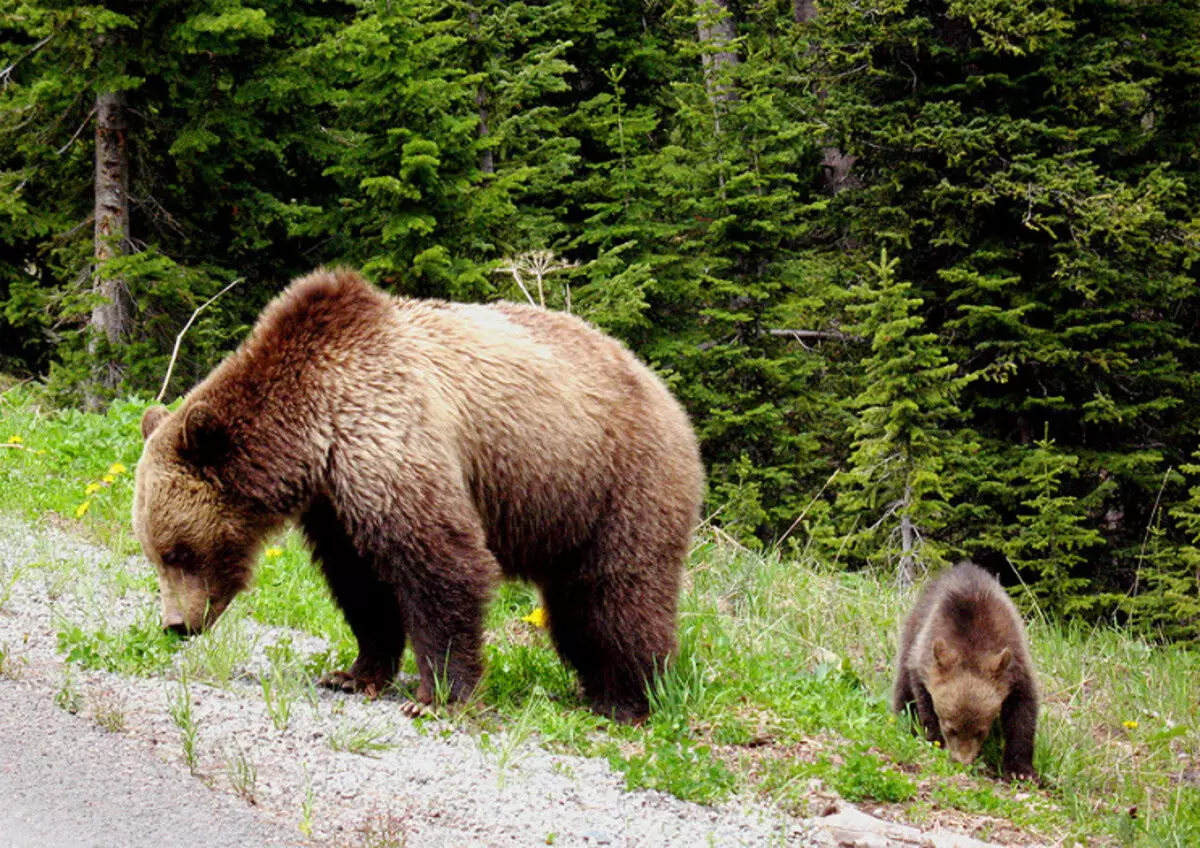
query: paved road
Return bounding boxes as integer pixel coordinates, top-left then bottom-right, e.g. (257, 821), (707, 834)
(0, 679), (302, 848)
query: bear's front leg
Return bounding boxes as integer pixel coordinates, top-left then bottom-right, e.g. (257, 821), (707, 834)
(1000, 684), (1039, 782)
(303, 496), (407, 699)
(403, 570), (492, 706)
(914, 681), (944, 746)
(384, 500), (500, 710)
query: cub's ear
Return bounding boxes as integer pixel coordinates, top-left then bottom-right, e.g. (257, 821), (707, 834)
(141, 406), (170, 441)
(989, 647), (1013, 677)
(932, 638), (958, 672)
(178, 402), (230, 466)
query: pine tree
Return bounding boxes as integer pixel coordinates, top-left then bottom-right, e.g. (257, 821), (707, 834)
(836, 250), (973, 584)
(994, 428), (1104, 617)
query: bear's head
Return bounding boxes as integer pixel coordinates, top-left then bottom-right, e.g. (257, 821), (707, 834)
(927, 638), (1012, 765)
(133, 403), (269, 635)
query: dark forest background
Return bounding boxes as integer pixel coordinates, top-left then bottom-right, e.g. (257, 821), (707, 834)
(2, 0), (1198, 635)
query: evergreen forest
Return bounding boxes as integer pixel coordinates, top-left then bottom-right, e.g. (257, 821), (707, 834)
(2, 0), (1199, 636)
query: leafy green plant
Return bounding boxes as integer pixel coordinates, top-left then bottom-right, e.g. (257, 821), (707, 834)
(609, 735), (737, 805)
(829, 747), (917, 804)
(57, 615), (181, 676)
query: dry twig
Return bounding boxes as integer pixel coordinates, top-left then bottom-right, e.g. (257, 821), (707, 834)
(155, 279), (243, 404)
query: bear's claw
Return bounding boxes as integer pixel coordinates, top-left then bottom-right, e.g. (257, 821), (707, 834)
(317, 669), (384, 699)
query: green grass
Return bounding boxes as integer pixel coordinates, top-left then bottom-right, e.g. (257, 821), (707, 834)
(4, 382), (1200, 845)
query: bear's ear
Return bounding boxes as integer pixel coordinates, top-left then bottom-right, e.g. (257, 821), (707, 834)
(932, 638), (958, 672)
(178, 402), (230, 467)
(988, 647), (1012, 678)
(141, 406), (170, 441)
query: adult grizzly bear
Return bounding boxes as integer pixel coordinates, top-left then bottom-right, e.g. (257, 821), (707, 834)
(893, 562), (1039, 781)
(133, 268), (704, 722)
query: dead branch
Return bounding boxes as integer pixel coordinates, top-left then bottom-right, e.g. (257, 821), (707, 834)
(155, 279), (243, 404)
(56, 105), (97, 155)
(768, 328), (863, 342)
(493, 251), (579, 308)
(0, 35), (53, 90)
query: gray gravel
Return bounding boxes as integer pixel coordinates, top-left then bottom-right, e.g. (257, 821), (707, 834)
(0, 515), (814, 847)
(0, 678), (300, 848)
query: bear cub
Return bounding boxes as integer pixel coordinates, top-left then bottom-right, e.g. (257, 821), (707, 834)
(893, 562), (1039, 781)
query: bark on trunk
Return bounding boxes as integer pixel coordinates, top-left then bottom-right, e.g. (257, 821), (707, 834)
(793, 1), (859, 194)
(477, 88), (494, 175)
(793, 0), (818, 23)
(898, 483), (916, 588)
(695, 0), (739, 109)
(88, 88), (133, 410)
(468, 6), (494, 175)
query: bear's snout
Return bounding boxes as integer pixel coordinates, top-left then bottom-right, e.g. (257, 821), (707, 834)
(164, 621), (195, 638)
(158, 567), (227, 635)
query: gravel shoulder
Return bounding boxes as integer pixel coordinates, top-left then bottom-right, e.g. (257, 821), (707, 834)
(0, 514), (813, 847)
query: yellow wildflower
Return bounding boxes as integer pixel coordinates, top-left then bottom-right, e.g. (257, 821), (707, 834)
(1123, 720), (1138, 730)
(521, 607), (549, 629)
(7, 435), (22, 444)
(85, 482), (101, 496)
(264, 547), (284, 560)
(102, 474), (116, 484)
(109, 462), (128, 475)
(75, 501), (92, 518)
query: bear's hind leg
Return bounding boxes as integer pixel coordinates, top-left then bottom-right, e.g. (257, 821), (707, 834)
(303, 497), (406, 697)
(544, 542), (681, 724)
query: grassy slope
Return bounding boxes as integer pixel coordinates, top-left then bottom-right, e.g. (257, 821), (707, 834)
(1, 382), (1197, 846)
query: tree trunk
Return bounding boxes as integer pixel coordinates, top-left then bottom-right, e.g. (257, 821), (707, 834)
(477, 87), (494, 175)
(793, 1), (859, 193)
(88, 88), (133, 410)
(793, 0), (818, 23)
(695, 0), (739, 109)
(898, 483), (916, 588)
(468, 6), (494, 175)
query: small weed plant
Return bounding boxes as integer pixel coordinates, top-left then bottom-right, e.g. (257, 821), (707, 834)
(167, 671), (201, 773)
(329, 718), (397, 757)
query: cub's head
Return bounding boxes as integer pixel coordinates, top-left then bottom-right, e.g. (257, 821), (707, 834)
(133, 403), (266, 635)
(927, 638), (1012, 765)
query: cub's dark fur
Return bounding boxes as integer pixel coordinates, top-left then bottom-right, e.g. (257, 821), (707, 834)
(893, 562), (1039, 781)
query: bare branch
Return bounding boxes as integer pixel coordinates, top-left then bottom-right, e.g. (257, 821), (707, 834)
(155, 279), (243, 404)
(768, 328), (863, 342)
(56, 106), (96, 155)
(0, 35), (53, 90)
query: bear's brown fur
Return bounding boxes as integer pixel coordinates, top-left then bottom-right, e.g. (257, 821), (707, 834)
(133, 268), (704, 721)
(893, 562), (1039, 781)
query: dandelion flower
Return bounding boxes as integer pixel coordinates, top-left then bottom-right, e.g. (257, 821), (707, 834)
(102, 474), (116, 484)
(85, 482), (102, 496)
(75, 501), (91, 518)
(521, 607), (549, 629)
(264, 546), (284, 559)
(109, 462), (128, 475)
(7, 435), (22, 444)
(1123, 720), (1138, 730)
